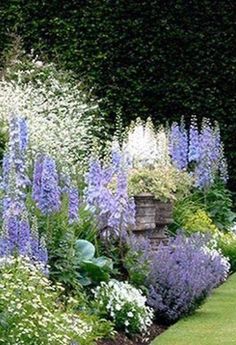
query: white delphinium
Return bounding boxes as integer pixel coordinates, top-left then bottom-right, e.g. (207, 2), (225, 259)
(93, 279), (154, 335)
(122, 117), (170, 168)
(0, 60), (103, 174)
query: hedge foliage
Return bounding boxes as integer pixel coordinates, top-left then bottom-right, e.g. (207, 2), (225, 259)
(0, 0), (235, 190)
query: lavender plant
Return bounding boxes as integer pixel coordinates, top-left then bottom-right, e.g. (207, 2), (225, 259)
(147, 233), (230, 323)
(169, 121), (188, 170)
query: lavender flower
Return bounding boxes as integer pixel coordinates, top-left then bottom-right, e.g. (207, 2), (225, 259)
(68, 186), (79, 224)
(147, 233), (229, 323)
(19, 117), (28, 151)
(194, 119), (216, 188)
(85, 152), (135, 240)
(38, 156), (61, 214)
(188, 116), (200, 163)
(32, 155), (44, 204)
(169, 122), (188, 170)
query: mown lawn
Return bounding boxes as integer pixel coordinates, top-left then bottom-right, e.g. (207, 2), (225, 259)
(151, 274), (236, 345)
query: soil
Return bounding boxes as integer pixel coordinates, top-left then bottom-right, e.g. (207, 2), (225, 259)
(97, 322), (168, 345)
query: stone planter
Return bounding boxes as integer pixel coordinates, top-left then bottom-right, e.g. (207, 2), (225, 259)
(133, 193), (156, 232)
(132, 194), (173, 249)
(155, 201), (173, 225)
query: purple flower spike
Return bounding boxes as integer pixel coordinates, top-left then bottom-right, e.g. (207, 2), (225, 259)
(18, 214), (31, 256)
(169, 122), (188, 170)
(19, 117), (28, 151)
(38, 156), (61, 215)
(32, 155), (44, 204)
(188, 116), (200, 163)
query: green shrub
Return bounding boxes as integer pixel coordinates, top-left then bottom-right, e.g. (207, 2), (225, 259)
(218, 233), (236, 272)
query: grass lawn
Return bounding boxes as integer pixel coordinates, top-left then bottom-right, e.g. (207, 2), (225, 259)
(151, 274), (236, 345)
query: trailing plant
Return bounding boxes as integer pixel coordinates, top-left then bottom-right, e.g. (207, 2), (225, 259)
(93, 279), (154, 335)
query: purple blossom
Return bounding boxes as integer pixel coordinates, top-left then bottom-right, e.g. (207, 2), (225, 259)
(188, 116), (200, 163)
(32, 155), (44, 204)
(85, 152), (135, 240)
(38, 156), (61, 215)
(19, 117), (28, 151)
(194, 120), (216, 188)
(169, 122), (188, 170)
(147, 233), (229, 323)
(18, 215), (31, 256)
(68, 186), (79, 224)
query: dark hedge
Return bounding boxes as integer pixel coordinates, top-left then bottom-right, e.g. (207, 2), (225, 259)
(0, 0), (235, 191)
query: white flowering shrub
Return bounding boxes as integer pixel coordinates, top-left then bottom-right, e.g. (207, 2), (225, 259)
(0, 256), (112, 345)
(93, 279), (154, 335)
(0, 57), (106, 173)
(122, 117), (170, 168)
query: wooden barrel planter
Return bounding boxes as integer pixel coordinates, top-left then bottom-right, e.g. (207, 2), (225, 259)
(132, 194), (173, 249)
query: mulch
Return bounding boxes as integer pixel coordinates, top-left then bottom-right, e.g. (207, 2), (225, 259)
(97, 322), (168, 345)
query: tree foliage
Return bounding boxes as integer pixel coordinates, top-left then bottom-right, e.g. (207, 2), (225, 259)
(0, 0), (235, 190)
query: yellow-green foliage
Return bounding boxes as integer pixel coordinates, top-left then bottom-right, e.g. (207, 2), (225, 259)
(183, 209), (219, 236)
(218, 232), (236, 272)
(128, 165), (193, 202)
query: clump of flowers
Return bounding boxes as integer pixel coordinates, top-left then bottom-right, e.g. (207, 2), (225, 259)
(0, 116), (48, 268)
(169, 117), (228, 189)
(0, 55), (105, 174)
(0, 256), (108, 345)
(93, 279), (154, 335)
(85, 149), (135, 240)
(147, 233), (230, 323)
(122, 117), (170, 168)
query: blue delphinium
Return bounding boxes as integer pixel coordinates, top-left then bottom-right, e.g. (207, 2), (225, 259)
(188, 116), (200, 163)
(32, 155), (44, 205)
(194, 119), (218, 188)
(0, 116), (48, 268)
(37, 155), (61, 215)
(85, 150), (135, 240)
(169, 122), (188, 170)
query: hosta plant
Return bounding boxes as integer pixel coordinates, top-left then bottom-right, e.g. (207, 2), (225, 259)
(93, 279), (154, 335)
(52, 235), (113, 290)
